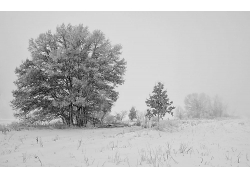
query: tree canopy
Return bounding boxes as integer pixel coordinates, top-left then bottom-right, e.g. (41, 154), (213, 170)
(11, 24), (126, 127)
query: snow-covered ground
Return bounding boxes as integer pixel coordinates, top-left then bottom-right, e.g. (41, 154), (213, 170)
(0, 119), (18, 125)
(0, 117), (250, 167)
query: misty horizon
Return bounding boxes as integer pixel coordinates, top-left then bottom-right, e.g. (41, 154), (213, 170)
(0, 12), (250, 122)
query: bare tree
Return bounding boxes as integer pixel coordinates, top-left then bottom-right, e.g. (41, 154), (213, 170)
(174, 106), (186, 120)
(184, 93), (201, 118)
(137, 111), (146, 122)
(199, 93), (212, 118)
(114, 113), (121, 122)
(120, 111), (127, 121)
(184, 93), (227, 119)
(211, 95), (227, 117)
(114, 110), (127, 122)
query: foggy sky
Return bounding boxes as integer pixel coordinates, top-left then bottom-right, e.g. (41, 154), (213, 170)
(0, 12), (250, 121)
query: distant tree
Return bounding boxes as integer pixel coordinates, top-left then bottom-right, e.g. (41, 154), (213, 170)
(145, 82), (175, 127)
(114, 110), (127, 122)
(120, 110), (127, 121)
(211, 95), (227, 117)
(184, 93), (208, 118)
(184, 93), (197, 118)
(184, 93), (227, 119)
(174, 106), (185, 120)
(114, 113), (121, 122)
(103, 113), (115, 124)
(11, 23), (126, 127)
(128, 107), (137, 121)
(136, 111), (146, 122)
(198, 93), (212, 118)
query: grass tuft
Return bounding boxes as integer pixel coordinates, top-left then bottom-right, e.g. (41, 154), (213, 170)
(77, 138), (83, 150)
(153, 120), (179, 132)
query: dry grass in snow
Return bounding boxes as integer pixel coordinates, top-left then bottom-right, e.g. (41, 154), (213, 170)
(0, 118), (250, 167)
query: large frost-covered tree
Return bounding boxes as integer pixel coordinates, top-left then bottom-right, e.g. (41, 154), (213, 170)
(11, 24), (126, 126)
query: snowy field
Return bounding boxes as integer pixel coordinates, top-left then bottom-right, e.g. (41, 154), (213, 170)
(0, 118), (250, 167)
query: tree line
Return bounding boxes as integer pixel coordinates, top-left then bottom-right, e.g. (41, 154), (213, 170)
(11, 23), (228, 128)
(175, 93), (228, 119)
(110, 91), (228, 125)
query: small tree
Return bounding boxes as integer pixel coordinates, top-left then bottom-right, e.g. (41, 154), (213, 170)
(145, 109), (153, 121)
(145, 82), (175, 127)
(144, 109), (153, 128)
(128, 107), (137, 121)
(114, 113), (121, 122)
(120, 110), (127, 121)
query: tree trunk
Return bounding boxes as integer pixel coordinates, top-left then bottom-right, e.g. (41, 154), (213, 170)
(157, 114), (160, 129)
(61, 113), (70, 126)
(79, 107), (83, 127)
(60, 116), (66, 125)
(83, 108), (87, 127)
(69, 103), (73, 126)
(76, 107), (80, 127)
(100, 111), (107, 124)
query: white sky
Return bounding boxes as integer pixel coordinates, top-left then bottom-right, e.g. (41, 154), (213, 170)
(0, 11), (250, 120)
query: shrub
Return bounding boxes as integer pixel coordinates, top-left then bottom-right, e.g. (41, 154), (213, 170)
(0, 124), (11, 134)
(51, 122), (68, 129)
(153, 120), (179, 132)
(135, 120), (141, 126)
(103, 114), (116, 124)
(7, 121), (30, 131)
